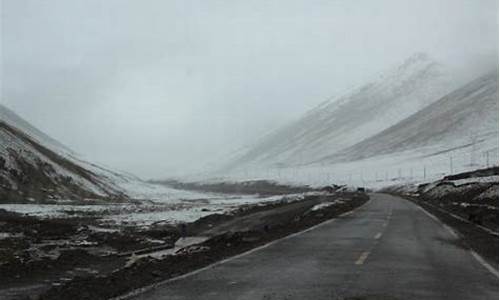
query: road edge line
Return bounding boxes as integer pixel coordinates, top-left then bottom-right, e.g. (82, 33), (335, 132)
(471, 251), (499, 278)
(423, 201), (499, 237)
(111, 197), (372, 300)
(416, 206), (440, 223)
(415, 201), (498, 279)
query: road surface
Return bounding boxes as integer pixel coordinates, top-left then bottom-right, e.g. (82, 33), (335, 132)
(130, 193), (498, 300)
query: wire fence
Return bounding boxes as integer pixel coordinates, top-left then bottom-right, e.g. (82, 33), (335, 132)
(224, 147), (499, 188)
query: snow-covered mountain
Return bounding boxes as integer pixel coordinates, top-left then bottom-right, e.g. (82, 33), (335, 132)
(327, 70), (499, 163)
(224, 53), (459, 171)
(0, 104), (74, 154)
(0, 104), (130, 203)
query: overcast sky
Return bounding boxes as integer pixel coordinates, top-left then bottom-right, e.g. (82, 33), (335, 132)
(1, 0), (498, 178)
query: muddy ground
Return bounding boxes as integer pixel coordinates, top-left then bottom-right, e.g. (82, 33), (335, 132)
(32, 191), (368, 300)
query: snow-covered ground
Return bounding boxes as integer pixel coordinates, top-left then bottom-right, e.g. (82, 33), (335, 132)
(0, 191), (313, 226)
(381, 167), (498, 204)
(115, 179), (223, 203)
(192, 137), (498, 190)
(449, 175), (498, 186)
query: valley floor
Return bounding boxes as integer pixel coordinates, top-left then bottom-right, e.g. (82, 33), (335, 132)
(0, 182), (366, 300)
(1, 168), (497, 300)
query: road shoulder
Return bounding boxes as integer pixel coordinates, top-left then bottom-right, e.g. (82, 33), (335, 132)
(387, 192), (498, 275)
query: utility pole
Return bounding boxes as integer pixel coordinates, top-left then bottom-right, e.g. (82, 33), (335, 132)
(470, 134), (478, 166)
(449, 155), (453, 174)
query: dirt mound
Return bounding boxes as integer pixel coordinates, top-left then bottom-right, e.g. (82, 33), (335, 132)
(443, 166), (498, 181)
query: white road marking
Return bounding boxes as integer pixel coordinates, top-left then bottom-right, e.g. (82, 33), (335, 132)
(424, 202), (498, 236)
(417, 206), (440, 223)
(355, 251), (371, 265)
(443, 225), (459, 239)
(340, 210), (353, 217)
(471, 251), (499, 278)
(374, 232), (382, 240)
(415, 202), (499, 278)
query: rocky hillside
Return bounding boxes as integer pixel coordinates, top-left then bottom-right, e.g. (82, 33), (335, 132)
(0, 104), (128, 203)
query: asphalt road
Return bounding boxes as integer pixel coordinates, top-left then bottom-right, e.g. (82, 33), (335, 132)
(130, 193), (498, 300)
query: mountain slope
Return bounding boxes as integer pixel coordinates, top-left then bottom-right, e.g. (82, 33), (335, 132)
(0, 104), (73, 154)
(0, 105), (128, 203)
(224, 53), (458, 170)
(323, 70), (499, 163)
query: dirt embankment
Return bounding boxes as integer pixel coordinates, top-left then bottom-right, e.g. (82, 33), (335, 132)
(38, 192), (368, 300)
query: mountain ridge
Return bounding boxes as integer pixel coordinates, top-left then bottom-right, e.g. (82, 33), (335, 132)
(322, 69), (499, 163)
(223, 53), (459, 171)
(0, 104), (130, 203)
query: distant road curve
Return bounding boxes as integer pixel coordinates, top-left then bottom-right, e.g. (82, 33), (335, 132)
(128, 193), (498, 300)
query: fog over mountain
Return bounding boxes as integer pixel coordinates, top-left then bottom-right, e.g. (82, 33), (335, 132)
(1, 0), (498, 178)
(223, 53), (460, 170)
(329, 70), (499, 164)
